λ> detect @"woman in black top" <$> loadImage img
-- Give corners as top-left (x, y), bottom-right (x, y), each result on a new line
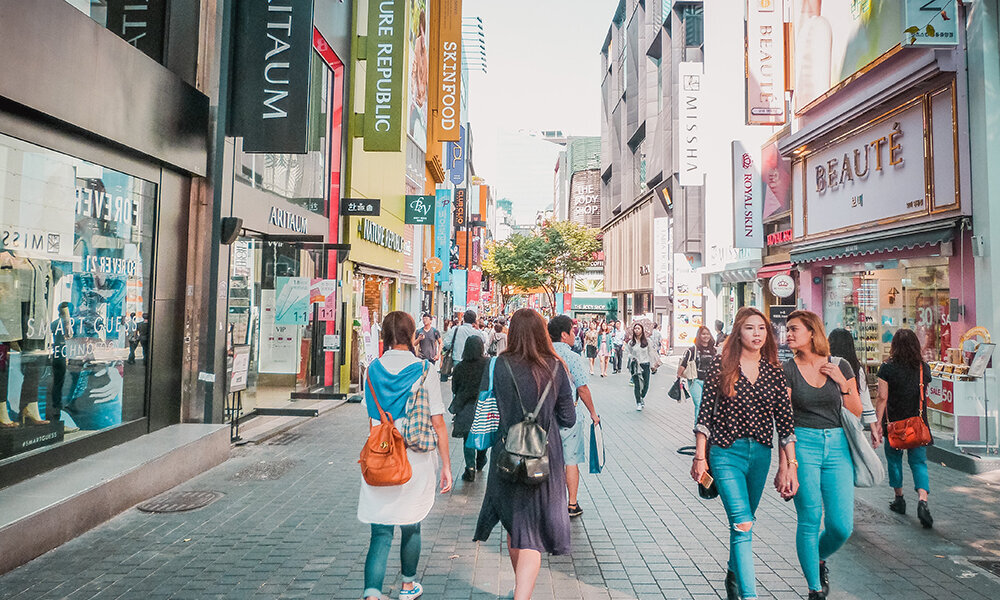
top-left (450, 335), bottom-right (489, 482)
top-left (876, 328), bottom-right (934, 528)
top-left (692, 307), bottom-right (796, 600)
top-left (784, 311), bottom-right (863, 600)
top-left (677, 325), bottom-right (717, 418)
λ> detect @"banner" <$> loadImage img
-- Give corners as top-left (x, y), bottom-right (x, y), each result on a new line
top-left (467, 269), bottom-right (481, 303)
top-left (230, 0), bottom-right (315, 153)
top-left (405, 194), bottom-right (435, 224)
top-left (453, 188), bottom-right (467, 229)
top-left (732, 140), bottom-right (763, 248)
top-left (106, 0), bottom-right (167, 62)
top-left (364, 0), bottom-right (406, 151)
top-left (677, 62), bottom-right (704, 186)
top-left (407, 0), bottom-right (429, 151)
top-left (453, 269), bottom-right (468, 311)
top-left (770, 305), bottom-right (795, 363)
top-left (430, 0), bottom-right (462, 141)
top-left (446, 125), bottom-right (466, 185)
top-left (745, 0), bottom-right (785, 125)
top-left (761, 137), bottom-right (792, 219)
top-left (653, 217), bottom-right (671, 296)
top-left (434, 188), bottom-right (452, 283)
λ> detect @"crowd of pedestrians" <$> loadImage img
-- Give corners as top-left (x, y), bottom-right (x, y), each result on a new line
top-left (358, 305), bottom-right (937, 600)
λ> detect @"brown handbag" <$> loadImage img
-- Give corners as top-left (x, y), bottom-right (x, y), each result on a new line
top-left (359, 379), bottom-right (413, 486)
top-left (886, 366), bottom-right (934, 450)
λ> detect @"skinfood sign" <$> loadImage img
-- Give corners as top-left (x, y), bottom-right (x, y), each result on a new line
top-left (802, 101), bottom-right (926, 237)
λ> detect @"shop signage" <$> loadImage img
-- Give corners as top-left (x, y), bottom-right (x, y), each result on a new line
top-left (570, 169), bottom-right (601, 228)
top-left (106, 0), bottom-right (167, 62)
top-left (269, 206), bottom-right (308, 233)
top-left (358, 218), bottom-right (405, 252)
top-left (341, 197), bottom-right (381, 216)
top-left (430, 0), bottom-right (462, 141)
top-left (363, 0), bottom-right (406, 152)
top-left (769, 274), bottom-right (795, 298)
top-left (571, 298), bottom-right (616, 312)
top-left (425, 256), bottom-right (443, 274)
top-left (803, 102), bottom-right (926, 237)
top-left (678, 62), bottom-right (705, 187)
top-left (467, 269), bottom-right (481, 302)
top-left (732, 140), bottom-right (763, 248)
top-left (446, 125), bottom-right (467, 185)
top-left (766, 229), bottom-right (792, 245)
top-left (453, 268), bottom-right (468, 311)
top-left (274, 277), bottom-right (311, 325)
top-left (653, 217), bottom-right (671, 297)
top-left (434, 189), bottom-right (452, 283)
top-left (745, 0), bottom-right (785, 125)
top-left (454, 188), bottom-right (467, 228)
top-left (904, 0), bottom-right (958, 47)
top-left (639, 265), bottom-right (650, 276)
top-left (230, 0), bottom-right (314, 154)
top-left (404, 195), bottom-right (435, 224)
top-left (229, 344), bottom-right (251, 393)
top-left (770, 305), bottom-right (795, 362)
top-left (926, 377), bottom-right (954, 413)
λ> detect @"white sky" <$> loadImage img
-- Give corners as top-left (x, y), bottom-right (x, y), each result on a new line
top-left (463, 0), bottom-right (615, 224)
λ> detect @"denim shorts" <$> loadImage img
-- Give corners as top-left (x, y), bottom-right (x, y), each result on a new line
top-left (560, 407), bottom-right (587, 465)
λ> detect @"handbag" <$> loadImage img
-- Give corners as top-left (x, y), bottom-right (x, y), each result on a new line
top-left (359, 379), bottom-right (412, 487)
top-left (682, 348), bottom-right (698, 380)
top-left (668, 377), bottom-right (683, 401)
top-left (401, 362), bottom-right (437, 452)
top-left (439, 349), bottom-right (454, 378)
top-left (496, 359), bottom-right (557, 485)
top-left (886, 365), bottom-right (934, 450)
top-left (487, 334), bottom-right (499, 356)
top-left (466, 358), bottom-right (500, 450)
top-left (697, 385), bottom-right (721, 500)
top-left (841, 406), bottom-right (885, 487)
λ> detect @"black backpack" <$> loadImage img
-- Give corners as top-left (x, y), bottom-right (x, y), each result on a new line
top-left (496, 359), bottom-right (558, 485)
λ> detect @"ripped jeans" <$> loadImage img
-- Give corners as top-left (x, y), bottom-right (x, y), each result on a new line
top-left (710, 438), bottom-right (773, 599)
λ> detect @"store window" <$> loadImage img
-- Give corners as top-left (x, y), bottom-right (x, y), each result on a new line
top-left (0, 133), bottom-right (154, 460)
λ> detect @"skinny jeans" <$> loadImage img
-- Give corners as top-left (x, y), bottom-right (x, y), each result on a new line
top-left (363, 523), bottom-right (421, 598)
top-left (631, 363), bottom-right (650, 404)
top-left (884, 444), bottom-right (930, 493)
top-left (688, 378), bottom-right (705, 423)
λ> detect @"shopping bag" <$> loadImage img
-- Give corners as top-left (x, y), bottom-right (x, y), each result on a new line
top-left (466, 358), bottom-right (500, 450)
top-left (589, 421), bottom-right (605, 474)
top-left (668, 378), bottom-right (683, 401)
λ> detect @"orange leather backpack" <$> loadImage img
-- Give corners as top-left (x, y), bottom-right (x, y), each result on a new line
top-left (359, 380), bottom-right (412, 486)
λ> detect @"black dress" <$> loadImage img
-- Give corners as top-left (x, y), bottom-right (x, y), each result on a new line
top-left (473, 356), bottom-right (576, 554)
top-left (450, 357), bottom-right (488, 438)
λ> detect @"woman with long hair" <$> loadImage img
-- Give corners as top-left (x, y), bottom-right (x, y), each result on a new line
top-left (677, 325), bottom-right (717, 419)
top-left (876, 328), bottom-right (934, 529)
top-left (597, 322), bottom-right (613, 377)
top-left (474, 309), bottom-right (576, 600)
top-left (450, 335), bottom-right (490, 482)
top-left (691, 307), bottom-right (796, 600)
top-left (784, 311), bottom-right (863, 599)
top-left (624, 323), bottom-right (656, 410)
top-left (584, 320), bottom-right (600, 374)
top-left (359, 312), bottom-right (452, 600)
top-left (828, 328), bottom-right (880, 445)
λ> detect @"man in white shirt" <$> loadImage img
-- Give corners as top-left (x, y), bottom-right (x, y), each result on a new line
top-left (612, 320), bottom-right (626, 373)
top-left (445, 310), bottom-right (481, 367)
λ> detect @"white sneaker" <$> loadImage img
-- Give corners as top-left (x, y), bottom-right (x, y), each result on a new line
top-left (636, 403), bottom-right (643, 411)
top-left (399, 582), bottom-right (423, 599)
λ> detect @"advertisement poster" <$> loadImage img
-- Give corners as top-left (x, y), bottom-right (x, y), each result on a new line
top-left (926, 377), bottom-right (954, 414)
top-left (434, 188), bottom-right (452, 283)
top-left (274, 277), bottom-right (310, 324)
top-left (407, 0), bottom-right (428, 151)
top-left (229, 344), bottom-right (251, 393)
top-left (769, 305), bottom-right (796, 363)
top-left (761, 137), bottom-right (792, 219)
top-left (452, 269), bottom-right (468, 312)
top-left (259, 290), bottom-right (301, 373)
top-left (672, 258), bottom-right (703, 348)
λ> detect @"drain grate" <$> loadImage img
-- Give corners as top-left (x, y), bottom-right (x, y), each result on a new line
top-left (137, 490), bottom-right (223, 513)
top-left (970, 558), bottom-right (1000, 578)
top-left (230, 458), bottom-right (300, 481)
top-left (266, 432), bottom-right (305, 446)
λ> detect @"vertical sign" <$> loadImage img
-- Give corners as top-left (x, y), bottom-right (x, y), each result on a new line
top-left (770, 305), bottom-right (795, 362)
top-left (230, 0), bottom-right (315, 153)
top-left (364, 0), bottom-right (406, 151)
top-left (434, 188), bottom-right (452, 283)
top-left (447, 125), bottom-right (467, 185)
top-left (732, 140), bottom-right (764, 248)
top-left (453, 188), bottom-right (467, 229)
top-left (105, 0), bottom-right (167, 62)
top-left (653, 217), bottom-right (671, 296)
top-left (467, 270), bottom-right (481, 303)
top-left (453, 269), bottom-right (468, 311)
top-left (430, 0), bottom-right (463, 141)
top-left (678, 62), bottom-right (704, 186)
top-left (745, 0), bottom-right (786, 125)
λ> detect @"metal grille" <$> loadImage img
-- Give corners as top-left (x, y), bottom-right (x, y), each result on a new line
top-left (970, 558), bottom-right (1000, 578)
top-left (137, 491), bottom-right (222, 513)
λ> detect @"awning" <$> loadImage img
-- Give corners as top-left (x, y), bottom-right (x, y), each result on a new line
top-left (720, 267), bottom-right (759, 283)
top-left (790, 221), bottom-right (957, 264)
top-left (353, 262), bottom-right (400, 278)
top-left (757, 262), bottom-right (792, 279)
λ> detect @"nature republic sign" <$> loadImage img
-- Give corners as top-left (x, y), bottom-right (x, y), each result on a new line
top-left (364, 0), bottom-right (406, 151)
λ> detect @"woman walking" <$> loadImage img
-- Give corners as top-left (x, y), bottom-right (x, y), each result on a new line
top-left (677, 325), bottom-right (717, 419)
top-left (783, 311), bottom-right (863, 599)
top-left (585, 320), bottom-right (599, 374)
top-left (450, 335), bottom-right (489, 482)
top-left (828, 328), bottom-right (880, 445)
top-left (624, 323), bottom-right (656, 411)
top-left (359, 312), bottom-right (453, 600)
top-left (474, 309), bottom-right (576, 600)
top-left (876, 328), bottom-right (934, 528)
top-left (691, 307), bottom-right (797, 600)
top-left (487, 322), bottom-right (508, 357)
top-left (597, 322), bottom-right (613, 377)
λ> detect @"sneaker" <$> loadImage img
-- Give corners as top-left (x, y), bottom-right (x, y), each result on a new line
top-left (636, 403), bottom-right (643, 412)
top-left (568, 503), bottom-right (583, 518)
top-left (889, 495), bottom-right (906, 515)
top-left (399, 582), bottom-right (423, 599)
top-left (807, 591), bottom-right (827, 600)
top-left (917, 500), bottom-right (933, 528)
top-left (461, 468), bottom-right (475, 482)
top-left (819, 560), bottom-right (830, 596)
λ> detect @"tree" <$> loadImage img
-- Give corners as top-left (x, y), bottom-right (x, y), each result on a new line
top-left (482, 235), bottom-right (547, 312)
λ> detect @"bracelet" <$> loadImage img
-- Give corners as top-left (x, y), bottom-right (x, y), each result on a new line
top-left (787, 458), bottom-right (799, 467)
top-left (693, 457), bottom-right (707, 462)
top-left (840, 389), bottom-right (850, 395)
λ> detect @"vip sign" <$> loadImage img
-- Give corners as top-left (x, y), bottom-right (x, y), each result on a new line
top-left (745, 0), bottom-right (785, 125)
top-left (364, 0), bottom-right (405, 151)
top-left (678, 62), bottom-right (705, 186)
top-left (732, 140), bottom-right (763, 248)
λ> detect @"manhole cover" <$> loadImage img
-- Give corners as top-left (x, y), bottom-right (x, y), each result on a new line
top-left (137, 491), bottom-right (222, 513)
top-left (230, 458), bottom-right (300, 481)
top-left (266, 433), bottom-right (305, 446)
top-left (970, 558), bottom-right (1000, 577)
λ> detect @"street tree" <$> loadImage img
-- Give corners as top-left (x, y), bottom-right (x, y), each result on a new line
top-left (535, 220), bottom-right (601, 312)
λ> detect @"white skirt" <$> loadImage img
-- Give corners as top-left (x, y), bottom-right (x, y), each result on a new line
top-left (357, 448), bottom-right (439, 525)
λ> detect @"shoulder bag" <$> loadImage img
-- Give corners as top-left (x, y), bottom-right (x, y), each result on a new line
top-left (401, 361), bottom-right (437, 452)
top-left (466, 358), bottom-right (500, 450)
top-left (359, 378), bottom-right (412, 486)
top-left (886, 364), bottom-right (934, 450)
top-left (829, 357), bottom-right (884, 487)
top-left (496, 359), bottom-right (558, 485)
top-left (683, 347), bottom-right (698, 380)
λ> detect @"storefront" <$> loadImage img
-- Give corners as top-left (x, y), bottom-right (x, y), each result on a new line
top-left (571, 297), bottom-right (618, 323)
top-left (602, 196), bottom-right (655, 326)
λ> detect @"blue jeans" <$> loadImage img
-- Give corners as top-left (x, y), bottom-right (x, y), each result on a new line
top-left (793, 427), bottom-right (854, 593)
top-left (363, 523), bottom-right (421, 598)
top-left (688, 378), bottom-right (704, 423)
top-left (710, 438), bottom-right (773, 599)
top-left (884, 444), bottom-right (930, 492)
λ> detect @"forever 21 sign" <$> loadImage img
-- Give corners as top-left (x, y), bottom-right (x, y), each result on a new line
top-left (230, 0), bottom-right (315, 154)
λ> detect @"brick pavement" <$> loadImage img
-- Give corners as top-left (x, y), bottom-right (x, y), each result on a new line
top-left (2, 364), bottom-right (1000, 600)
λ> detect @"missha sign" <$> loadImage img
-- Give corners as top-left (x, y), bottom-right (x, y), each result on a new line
top-left (364, 0), bottom-right (406, 152)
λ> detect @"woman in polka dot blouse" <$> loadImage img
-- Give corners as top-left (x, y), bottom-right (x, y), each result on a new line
top-left (690, 306), bottom-right (798, 600)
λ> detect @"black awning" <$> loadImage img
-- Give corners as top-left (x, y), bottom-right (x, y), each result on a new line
top-left (791, 223), bottom-right (956, 264)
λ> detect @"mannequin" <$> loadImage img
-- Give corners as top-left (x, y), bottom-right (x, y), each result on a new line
top-left (0, 252), bottom-right (52, 427)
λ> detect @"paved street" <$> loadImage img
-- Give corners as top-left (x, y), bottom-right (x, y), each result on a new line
top-left (3, 361), bottom-right (1000, 600)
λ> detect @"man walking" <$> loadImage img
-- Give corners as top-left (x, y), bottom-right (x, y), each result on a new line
top-left (649, 322), bottom-right (663, 374)
top-left (415, 313), bottom-right (442, 363)
top-left (548, 315), bottom-right (600, 518)
top-left (612, 320), bottom-right (625, 373)
top-left (444, 310), bottom-right (481, 369)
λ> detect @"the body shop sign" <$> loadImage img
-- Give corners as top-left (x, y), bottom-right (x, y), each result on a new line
top-left (732, 140), bottom-right (763, 248)
top-left (802, 102), bottom-right (926, 237)
top-left (745, 0), bottom-right (785, 125)
top-left (364, 0), bottom-right (405, 151)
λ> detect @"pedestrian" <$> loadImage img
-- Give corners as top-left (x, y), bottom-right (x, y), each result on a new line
top-left (828, 328), bottom-right (880, 444)
top-left (571, 321), bottom-right (584, 354)
top-left (875, 328), bottom-right (934, 529)
top-left (612, 320), bottom-right (625, 373)
top-left (715, 319), bottom-right (728, 346)
top-left (548, 315), bottom-right (601, 518)
top-left (677, 325), bottom-right (717, 419)
top-left (691, 306), bottom-right (797, 600)
top-left (649, 322), bottom-right (663, 373)
top-left (444, 311), bottom-right (481, 370)
top-left (784, 310), bottom-right (863, 600)
top-left (474, 308), bottom-right (576, 600)
top-left (450, 335), bottom-right (489, 482)
top-left (597, 322), bottom-right (613, 377)
top-left (624, 323), bottom-right (655, 411)
top-left (359, 311), bottom-right (453, 600)
top-left (487, 322), bottom-right (508, 357)
top-left (415, 313), bottom-right (442, 363)
top-left (585, 320), bottom-right (599, 374)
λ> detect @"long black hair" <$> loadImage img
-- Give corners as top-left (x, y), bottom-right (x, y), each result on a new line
top-left (629, 323), bottom-right (647, 347)
top-left (889, 328), bottom-right (924, 369)
top-left (828, 328), bottom-right (861, 391)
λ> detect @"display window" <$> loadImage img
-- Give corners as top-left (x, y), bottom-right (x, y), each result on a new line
top-left (0, 133), bottom-right (154, 460)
